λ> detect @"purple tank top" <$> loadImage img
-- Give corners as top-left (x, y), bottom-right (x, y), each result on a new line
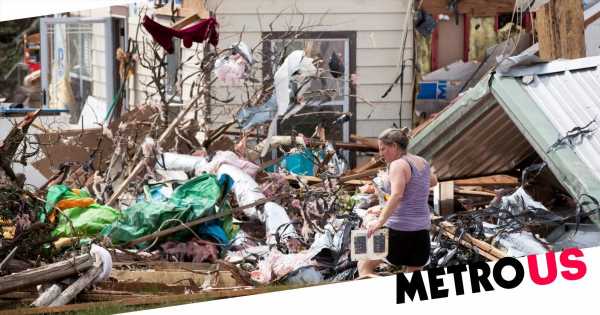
top-left (385, 157), bottom-right (431, 231)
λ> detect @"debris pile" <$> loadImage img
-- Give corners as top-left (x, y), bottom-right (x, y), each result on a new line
top-left (2, 1), bottom-right (600, 313)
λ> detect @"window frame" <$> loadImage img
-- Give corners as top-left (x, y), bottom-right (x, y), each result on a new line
top-left (261, 31), bottom-right (357, 144)
top-left (40, 17), bottom-right (116, 111)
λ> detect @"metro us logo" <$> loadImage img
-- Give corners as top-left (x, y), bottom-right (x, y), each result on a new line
top-left (396, 248), bottom-right (587, 303)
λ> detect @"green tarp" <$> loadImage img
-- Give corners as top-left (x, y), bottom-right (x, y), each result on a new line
top-left (103, 173), bottom-right (224, 245)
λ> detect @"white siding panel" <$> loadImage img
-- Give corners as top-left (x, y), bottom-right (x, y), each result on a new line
top-left (207, 0), bottom-right (405, 14)
top-left (357, 48), bottom-right (413, 67)
top-left (356, 101), bottom-right (412, 121)
top-left (356, 66), bottom-right (413, 86)
top-left (357, 30), bottom-right (410, 49)
top-left (357, 119), bottom-right (400, 137)
top-left (217, 13), bottom-right (407, 33)
top-left (356, 84), bottom-right (412, 103)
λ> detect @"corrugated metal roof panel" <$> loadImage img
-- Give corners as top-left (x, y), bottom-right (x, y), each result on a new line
top-left (523, 66), bottom-right (600, 179)
top-left (409, 76), bottom-right (536, 181)
top-left (492, 56), bottom-right (600, 220)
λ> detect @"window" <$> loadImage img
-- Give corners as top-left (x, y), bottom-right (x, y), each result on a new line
top-left (262, 32), bottom-right (356, 144)
top-left (40, 17), bottom-right (116, 123)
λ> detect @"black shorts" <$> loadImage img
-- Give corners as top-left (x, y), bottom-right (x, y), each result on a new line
top-left (386, 229), bottom-right (431, 267)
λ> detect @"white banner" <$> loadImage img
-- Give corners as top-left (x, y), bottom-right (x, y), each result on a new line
top-left (124, 246), bottom-right (600, 314)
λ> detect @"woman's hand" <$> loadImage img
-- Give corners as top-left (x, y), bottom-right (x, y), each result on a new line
top-left (367, 220), bottom-right (383, 238)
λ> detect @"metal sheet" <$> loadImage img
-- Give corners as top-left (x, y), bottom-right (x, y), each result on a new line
top-left (410, 76), bottom-right (536, 181)
top-left (492, 56), bottom-right (600, 224)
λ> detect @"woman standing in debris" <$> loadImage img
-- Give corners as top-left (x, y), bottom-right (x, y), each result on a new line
top-left (358, 128), bottom-right (437, 277)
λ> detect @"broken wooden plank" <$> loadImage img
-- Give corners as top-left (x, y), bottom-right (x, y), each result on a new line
top-left (422, 0), bottom-right (516, 16)
top-left (350, 134), bottom-right (379, 150)
top-left (584, 1), bottom-right (600, 27)
top-left (454, 175), bottom-right (518, 186)
top-left (109, 269), bottom-right (237, 288)
top-left (347, 156), bottom-right (384, 175)
top-left (0, 254), bottom-right (93, 295)
top-left (536, 0), bottom-right (586, 60)
top-left (342, 179), bottom-right (372, 186)
top-left (339, 168), bottom-right (382, 183)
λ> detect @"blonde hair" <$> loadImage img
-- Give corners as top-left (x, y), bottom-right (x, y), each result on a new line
top-left (378, 128), bottom-right (410, 150)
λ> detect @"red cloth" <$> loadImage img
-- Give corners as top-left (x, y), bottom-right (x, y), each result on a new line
top-left (142, 15), bottom-right (219, 54)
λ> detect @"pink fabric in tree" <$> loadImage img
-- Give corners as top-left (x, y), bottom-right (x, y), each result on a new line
top-left (142, 15), bottom-right (219, 54)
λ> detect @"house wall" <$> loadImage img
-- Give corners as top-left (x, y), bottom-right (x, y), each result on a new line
top-left (126, 0), bottom-right (414, 137)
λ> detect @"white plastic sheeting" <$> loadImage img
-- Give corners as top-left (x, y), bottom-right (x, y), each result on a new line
top-left (216, 164), bottom-right (299, 245)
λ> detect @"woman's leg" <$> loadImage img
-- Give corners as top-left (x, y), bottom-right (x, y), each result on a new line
top-left (358, 259), bottom-right (383, 277)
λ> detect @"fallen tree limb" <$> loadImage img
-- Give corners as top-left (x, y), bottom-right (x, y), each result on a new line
top-left (107, 98), bottom-right (201, 207)
top-left (0, 109), bottom-right (41, 182)
top-left (0, 254), bottom-right (93, 295)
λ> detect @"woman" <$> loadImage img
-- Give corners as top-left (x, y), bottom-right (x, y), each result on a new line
top-left (358, 128), bottom-right (438, 277)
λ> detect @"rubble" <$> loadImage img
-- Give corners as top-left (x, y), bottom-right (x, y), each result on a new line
top-left (2, 1), bottom-right (600, 313)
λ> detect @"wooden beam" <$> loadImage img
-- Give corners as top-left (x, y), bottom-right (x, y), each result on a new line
top-left (422, 0), bottom-right (516, 16)
top-left (339, 168), bottom-right (382, 182)
top-left (535, 0), bottom-right (586, 60)
top-left (455, 189), bottom-right (496, 197)
top-left (454, 175), bottom-right (518, 186)
top-left (584, 1), bottom-right (600, 28)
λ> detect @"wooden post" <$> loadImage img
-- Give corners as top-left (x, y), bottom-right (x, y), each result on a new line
top-left (535, 0), bottom-right (585, 60)
top-left (434, 181), bottom-right (454, 216)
